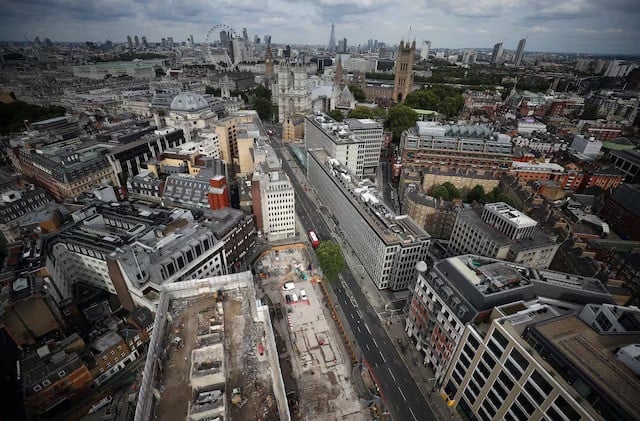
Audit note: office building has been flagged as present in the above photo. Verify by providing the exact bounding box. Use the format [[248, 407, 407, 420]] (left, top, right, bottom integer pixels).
[[392, 39, 416, 103], [400, 122, 513, 171], [601, 184, 640, 242], [162, 159, 230, 211], [513, 38, 526, 66], [449, 202, 559, 269], [205, 208, 257, 272], [127, 35, 133, 48], [609, 149, 640, 183], [305, 113, 384, 178], [328, 22, 336, 53], [404, 187, 458, 239], [47, 203, 226, 310], [570, 134, 603, 159], [420, 40, 431, 60], [134, 35, 139, 47], [491, 42, 504, 65], [308, 149, 430, 290], [439, 300, 640, 420], [0, 182, 54, 242], [338, 38, 347, 54], [406, 254, 614, 379], [251, 143, 296, 241]]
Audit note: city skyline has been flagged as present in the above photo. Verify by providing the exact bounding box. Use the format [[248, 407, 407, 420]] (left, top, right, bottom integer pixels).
[[1, 0, 639, 55]]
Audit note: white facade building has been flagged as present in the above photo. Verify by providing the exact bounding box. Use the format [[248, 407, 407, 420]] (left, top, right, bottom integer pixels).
[[420, 41, 431, 60], [305, 113, 384, 178], [307, 149, 430, 290], [570, 134, 602, 158]]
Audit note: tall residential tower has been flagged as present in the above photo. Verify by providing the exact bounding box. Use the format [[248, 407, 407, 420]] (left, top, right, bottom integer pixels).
[[514, 37, 527, 66]]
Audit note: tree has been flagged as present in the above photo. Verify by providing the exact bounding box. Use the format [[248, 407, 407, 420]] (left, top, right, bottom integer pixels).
[[348, 85, 366, 102], [347, 106, 375, 119], [405, 90, 439, 110], [253, 84, 272, 100], [205, 86, 221, 96], [385, 104, 418, 141], [253, 97, 273, 120], [0, 101, 66, 135], [327, 109, 344, 122], [316, 240, 345, 283], [467, 185, 486, 203], [429, 184, 451, 201], [441, 182, 461, 199]]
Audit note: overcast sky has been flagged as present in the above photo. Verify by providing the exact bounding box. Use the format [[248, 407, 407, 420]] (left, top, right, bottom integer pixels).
[[2, 0, 639, 55]]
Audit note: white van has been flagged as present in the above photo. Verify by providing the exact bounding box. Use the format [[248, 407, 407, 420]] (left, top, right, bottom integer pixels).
[[282, 282, 295, 291], [300, 289, 308, 300], [291, 293, 299, 302]]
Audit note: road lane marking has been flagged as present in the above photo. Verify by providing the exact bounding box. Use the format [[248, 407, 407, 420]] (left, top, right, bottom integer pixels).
[[357, 310, 364, 319], [366, 344, 370, 351], [409, 407, 418, 421], [379, 352, 387, 363], [372, 338, 379, 347], [357, 326, 361, 332], [387, 367, 397, 382], [399, 387, 407, 401], [350, 313, 354, 319], [364, 323, 372, 334]]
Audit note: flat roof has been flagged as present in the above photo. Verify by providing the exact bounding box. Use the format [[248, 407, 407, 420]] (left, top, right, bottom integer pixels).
[[532, 315, 640, 418]]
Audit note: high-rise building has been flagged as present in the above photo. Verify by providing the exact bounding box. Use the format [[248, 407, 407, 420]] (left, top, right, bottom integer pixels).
[[328, 22, 336, 53], [514, 37, 526, 66], [420, 40, 431, 60], [338, 37, 347, 54], [134, 35, 139, 47], [491, 41, 504, 65], [127, 35, 133, 48], [306, 147, 431, 291], [392, 39, 416, 103], [188, 34, 194, 48], [448, 202, 559, 269], [264, 34, 271, 46], [141, 36, 147, 48], [242, 27, 249, 43]]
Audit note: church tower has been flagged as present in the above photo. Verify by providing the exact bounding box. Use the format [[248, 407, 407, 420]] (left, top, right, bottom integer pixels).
[[392, 39, 415, 103], [264, 44, 274, 80], [334, 55, 344, 86]]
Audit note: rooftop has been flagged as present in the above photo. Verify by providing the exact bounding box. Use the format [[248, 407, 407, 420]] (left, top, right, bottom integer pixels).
[[429, 254, 613, 323], [531, 315, 640, 419], [310, 148, 430, 245], [307, 113, 380, 145]]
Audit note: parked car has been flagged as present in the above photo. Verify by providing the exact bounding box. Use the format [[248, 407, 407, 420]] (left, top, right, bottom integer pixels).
[[285, 294, 292, 304], [300, 289, 307, 300], [283, 282, 295, 291]]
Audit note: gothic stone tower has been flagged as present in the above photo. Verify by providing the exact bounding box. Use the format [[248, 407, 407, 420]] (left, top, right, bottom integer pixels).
[[392, 39, 416, 103], [265, 45, 274, 80], [277, 61, 310, 123]]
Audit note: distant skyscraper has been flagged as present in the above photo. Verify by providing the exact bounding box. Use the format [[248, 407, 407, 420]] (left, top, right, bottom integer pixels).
[[242, 28, 249, 43], [44, 38, 53, 47], [514, 37, 526, 66], [141, 36, 147, 48], [134, 35, 139, 47], [462, 49, 475, 65], [220, 31, 229, 46], [338, 38, 347, 54], [328, 22, 336, 53], [188, 35, 194, 47], [284, 45, 291, 58], [490, 41, 503, 65], [392, 39, 416, 103], [419, 40, 431, 60], [264, 34, 271, 46], [127, 35, 133, 48], [254, 35, 260, 45]]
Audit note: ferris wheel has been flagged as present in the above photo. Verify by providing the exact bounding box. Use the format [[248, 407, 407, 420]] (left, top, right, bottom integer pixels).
[[204, 24, 239, 68]]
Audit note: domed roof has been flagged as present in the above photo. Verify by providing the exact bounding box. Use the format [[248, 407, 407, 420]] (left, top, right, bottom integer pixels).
[[170, 92, 210, 112]]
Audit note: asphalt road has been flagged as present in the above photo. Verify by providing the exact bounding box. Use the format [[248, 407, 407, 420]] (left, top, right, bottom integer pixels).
[[273, 142, 436, 421]]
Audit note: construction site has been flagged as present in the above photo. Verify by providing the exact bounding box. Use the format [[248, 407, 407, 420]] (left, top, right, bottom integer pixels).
[[134, 272, 289, 421], [255, 244, 370, 420]]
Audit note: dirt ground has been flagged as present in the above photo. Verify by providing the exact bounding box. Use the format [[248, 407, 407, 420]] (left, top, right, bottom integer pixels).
[[156, 295, 216, 421]]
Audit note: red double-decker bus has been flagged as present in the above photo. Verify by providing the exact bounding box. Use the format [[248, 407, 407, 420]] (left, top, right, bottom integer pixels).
[[308, 230, 320, 248]]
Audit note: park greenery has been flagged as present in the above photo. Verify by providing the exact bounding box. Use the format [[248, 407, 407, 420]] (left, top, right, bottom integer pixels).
[[346, 106, 387, 119], [384, 104, 418, 141], [0, 101, 66, 135], [404, 85, 465, 118], [316, 240, 345, 283], [249, 85, 278, 122]]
